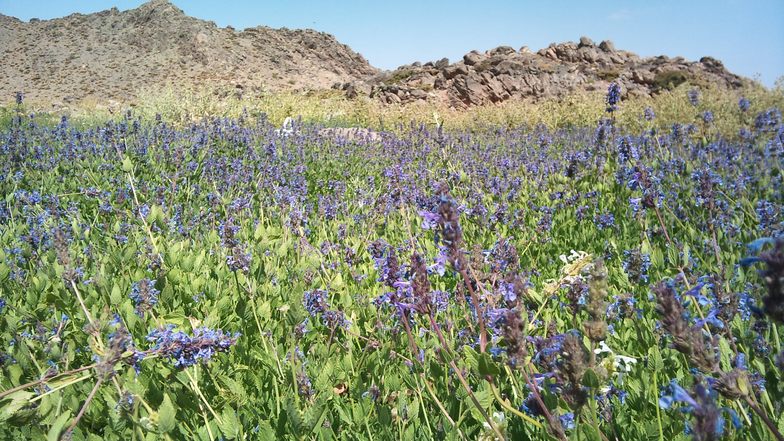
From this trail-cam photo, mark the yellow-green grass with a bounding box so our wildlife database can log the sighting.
[3,81,783,134]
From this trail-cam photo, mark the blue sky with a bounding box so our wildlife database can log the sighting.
[1,0,782,87]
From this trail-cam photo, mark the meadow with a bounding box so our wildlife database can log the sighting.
[0,85,783,440]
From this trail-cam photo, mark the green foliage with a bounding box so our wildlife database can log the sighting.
[0,90,782,441]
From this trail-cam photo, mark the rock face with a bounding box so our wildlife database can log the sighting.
[338,37,747,107]
[0,0,378,104]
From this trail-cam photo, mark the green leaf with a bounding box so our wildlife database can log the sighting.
[218,407,241,439]
[582,368,601,389]
[582,424,602,441]
[121,157,133,173]
[378,406,392,426]
[47,411,72,441]
[0,390,34,423]
[651,247,664,269]
[648,347,664,372]
[718,337,732,372]
[477,353,500,377]
[157,394,176,433]
[463,346,480,371]
[110,284,122,304]
[8,365,23,386]
[468,385,493,422]
[285,399,304,437]
[304,399,327,434]
[256,420,276,441]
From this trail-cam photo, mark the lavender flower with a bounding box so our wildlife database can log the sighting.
[436,188,467,271]
[653,281,719,373]
[606,82,621,113]
[129,278,159,316]
[501,308,527,368]
[146,325,239,369]
[688,89,700,107]
[738,97,750,112]
[622,249,652,284]
[369,239,401,287]
[303,289,350,329]
[410,253,432,314]
[659,379,741,441]
[418,210,441,230]
[644,107,656,121]
[594,213,615,230]
[584,260,609,342]
[741,238,784,323]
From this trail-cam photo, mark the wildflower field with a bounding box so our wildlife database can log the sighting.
[1,87,783,441]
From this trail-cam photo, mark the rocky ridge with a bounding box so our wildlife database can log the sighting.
[337,36,747,107]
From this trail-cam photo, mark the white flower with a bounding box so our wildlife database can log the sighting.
[613,355,638,373]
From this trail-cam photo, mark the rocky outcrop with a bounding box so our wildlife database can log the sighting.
[1,0,378,105]
[335,36,747,107]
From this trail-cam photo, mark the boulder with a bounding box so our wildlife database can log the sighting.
[578,36,595,48]
[443,64,470,79]
[488,45,516,56]
[631,69,654,85]
[491,59,528,75]
[579,47,602,63]
[463,51,485,66]
[318,127,382,143]
[599,40,616,52]
[409,88,428,100]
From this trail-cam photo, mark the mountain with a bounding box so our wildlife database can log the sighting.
[338,37,747,107]
[1,2,748,108]
[0,0,377,105]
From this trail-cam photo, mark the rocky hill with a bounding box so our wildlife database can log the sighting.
[338,37,747,107]
[0,0,377,106]
[1,1,749,108]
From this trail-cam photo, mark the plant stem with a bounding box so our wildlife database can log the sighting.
[488,381,544,429]
[745,397,784,441]
[29,374,91,403]
[65,377,104,437]
[185,368,224,426]
[448,358,506,440]
[420,374,465,440]
[0,363,96,400]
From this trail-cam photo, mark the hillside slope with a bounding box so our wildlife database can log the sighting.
[0,0,377,105]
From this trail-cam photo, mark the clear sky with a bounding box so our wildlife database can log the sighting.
[1,0,782,87]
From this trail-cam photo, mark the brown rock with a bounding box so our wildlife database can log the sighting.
[488,45,516,56]
[463,51,485,66]
[453,74,486,105]
[443,64,470,79]
[631,69,654,85]
[599,40,616,52]
[578,36,595,48]
[434,57,450,69]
